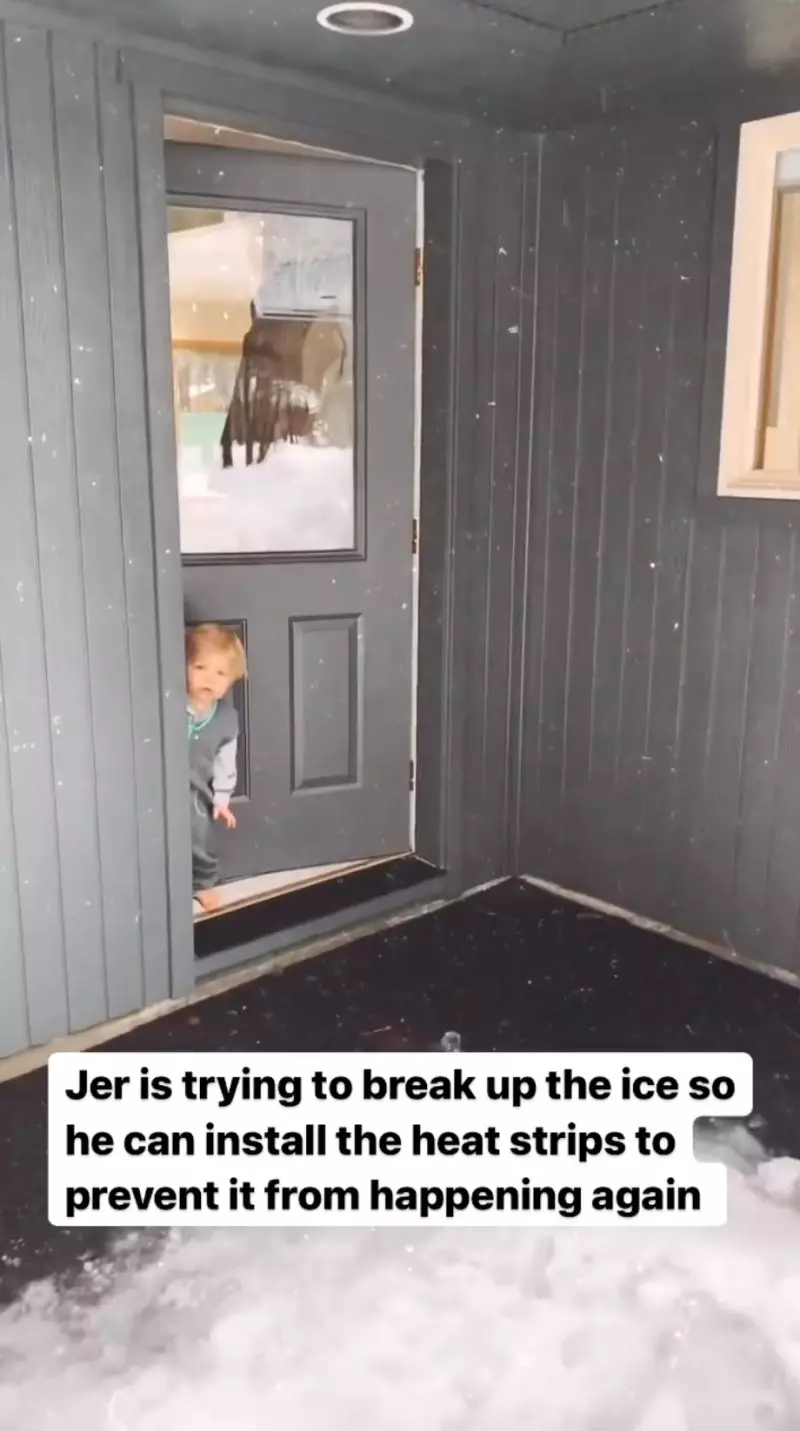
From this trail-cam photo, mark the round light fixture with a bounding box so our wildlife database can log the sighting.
[316,3,414,36]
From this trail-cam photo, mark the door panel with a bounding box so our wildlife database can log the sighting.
[166,143,417,879]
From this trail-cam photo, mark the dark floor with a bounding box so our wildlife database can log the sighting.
[2,879,799,1307]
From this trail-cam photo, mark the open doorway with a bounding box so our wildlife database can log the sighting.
[163,118,422,935]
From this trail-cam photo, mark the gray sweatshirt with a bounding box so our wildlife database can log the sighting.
[187,700,239,812]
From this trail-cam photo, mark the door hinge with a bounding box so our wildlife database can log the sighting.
[409,760,415,791]
[414,246,422,288]
[412,518,419,555]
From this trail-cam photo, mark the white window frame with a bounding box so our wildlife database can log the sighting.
[718,111,800,499]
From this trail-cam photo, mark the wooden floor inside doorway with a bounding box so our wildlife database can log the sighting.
[192,857,383,921]
[192,854,441,959]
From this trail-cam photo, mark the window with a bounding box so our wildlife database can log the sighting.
[167,203,356,555]
[718,112,800,498]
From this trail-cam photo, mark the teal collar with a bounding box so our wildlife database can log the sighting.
[187,701,218,736]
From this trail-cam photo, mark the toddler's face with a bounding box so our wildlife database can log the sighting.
[187,647,234,708]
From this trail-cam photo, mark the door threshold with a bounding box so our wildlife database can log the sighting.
[193,857,384,922]
[193,854,442,961]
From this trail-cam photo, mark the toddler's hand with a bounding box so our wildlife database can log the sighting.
[214,805,237,829]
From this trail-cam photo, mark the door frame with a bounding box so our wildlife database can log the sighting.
[126,52,478,994]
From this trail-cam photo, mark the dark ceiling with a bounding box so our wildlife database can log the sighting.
[23,0,800,130]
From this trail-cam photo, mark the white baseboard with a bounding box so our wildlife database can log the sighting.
[520,874,800,994]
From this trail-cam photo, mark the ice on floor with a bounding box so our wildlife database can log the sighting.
[1,1128,800,1431]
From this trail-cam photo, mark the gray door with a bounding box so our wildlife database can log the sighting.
[165,143,417,880]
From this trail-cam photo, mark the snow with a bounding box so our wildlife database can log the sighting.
[178,439,354,554]
[2,1125,800,1429]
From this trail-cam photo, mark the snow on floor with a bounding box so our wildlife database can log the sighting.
[2,1126,800,1430]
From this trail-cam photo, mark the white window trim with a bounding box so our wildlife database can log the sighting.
[718,111,800,499]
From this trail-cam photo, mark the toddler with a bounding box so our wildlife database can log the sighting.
[186,623,247,912]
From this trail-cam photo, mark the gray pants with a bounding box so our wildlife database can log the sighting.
[191,790,218,891]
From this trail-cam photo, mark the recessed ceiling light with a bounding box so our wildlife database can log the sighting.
[316,3,414,36]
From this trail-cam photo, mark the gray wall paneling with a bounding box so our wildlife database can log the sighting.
[97,49,173,1014]
[462,134,539,887]
[0,23,57,1054]
[0,20,173,1054]
[516,112,800,982]
[52,34,149,1019]
[8,23,108,1041]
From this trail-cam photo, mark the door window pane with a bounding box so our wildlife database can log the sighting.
[168,206,355,554]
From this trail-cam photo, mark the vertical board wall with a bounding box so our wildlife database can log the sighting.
[462,139,541,887]
[517,115,800,981]
[0,25,171,1054]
